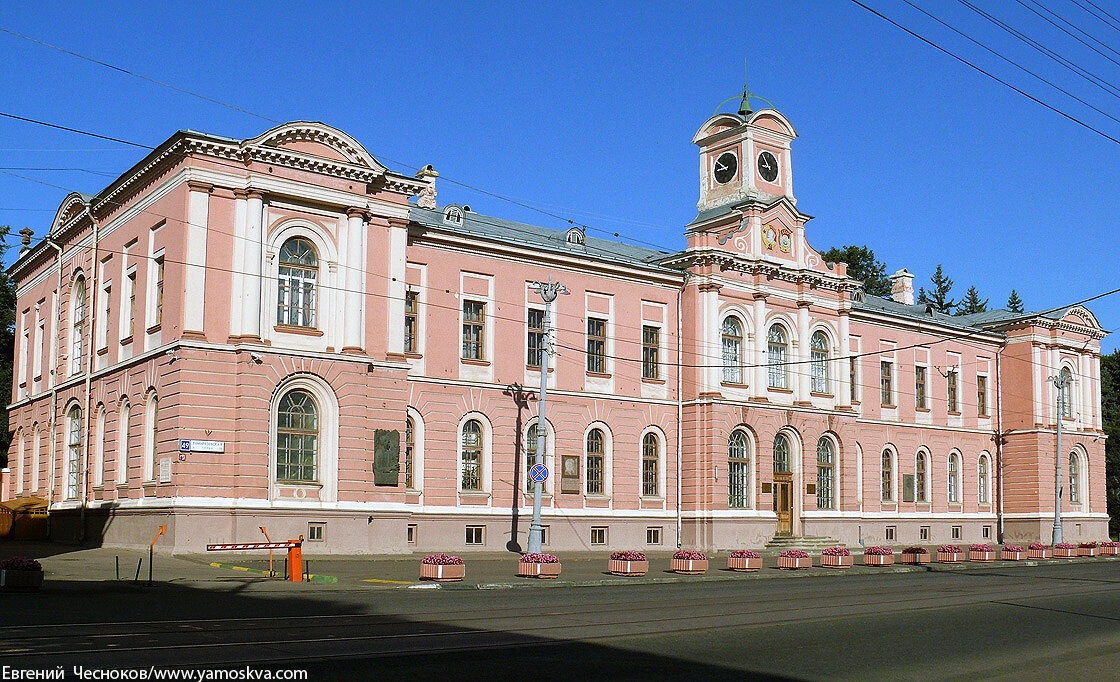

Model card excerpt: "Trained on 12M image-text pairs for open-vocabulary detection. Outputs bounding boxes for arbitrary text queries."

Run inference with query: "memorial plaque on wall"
[903,474,916,502]
[373,429,401,486]
[561,455,580,494]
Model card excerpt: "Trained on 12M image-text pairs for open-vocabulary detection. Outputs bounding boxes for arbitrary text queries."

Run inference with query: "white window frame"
[70,274,87,377]
[405,407,424,493]
[93,404,106,487]
[948,451,962,504]
[727,427,754,509]
[456,412,492,496]
[639,426,667,499]
[143,391,158,482]
[583,421,613,499]
[269,374,339,502]
[116,400,130,486]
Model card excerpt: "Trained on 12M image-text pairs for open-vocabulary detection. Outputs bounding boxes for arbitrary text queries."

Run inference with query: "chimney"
[414,164,438,209]
[890,269,914,305]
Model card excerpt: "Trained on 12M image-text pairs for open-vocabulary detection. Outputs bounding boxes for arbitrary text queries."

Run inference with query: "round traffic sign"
[529,464,549,483]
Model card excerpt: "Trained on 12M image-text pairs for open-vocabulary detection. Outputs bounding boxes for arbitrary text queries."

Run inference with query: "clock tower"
[693,100,797,212]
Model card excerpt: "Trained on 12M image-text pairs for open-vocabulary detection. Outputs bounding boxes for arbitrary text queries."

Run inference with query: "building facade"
[2,108,1108,553]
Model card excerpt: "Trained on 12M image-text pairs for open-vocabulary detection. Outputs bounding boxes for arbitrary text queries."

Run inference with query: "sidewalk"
[5,540,1116,591]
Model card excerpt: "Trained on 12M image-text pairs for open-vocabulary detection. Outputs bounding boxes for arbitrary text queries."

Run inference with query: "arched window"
[1058,367,1073,419]
[816,437,835,509]
[404,416,415,489]
[117,401,130,485]
[768,324,788,389]
[948,453,960,503]
[1069,453,1081,504]
[276,389,318,483]
[881,449,893,501]
[642,432,659,497]
[71,276,86,376]
[143,393,159,482]
[93,405,106,487]
[773,432,791,473]
[810,331,829,394]
[916,451,928,503]
[978,454,990,504]
[460,419,482,491]
[525,422,540,493]
[14,431,24,495]
[728,430,750,508]
[721,317,743,384]
[276,237,318,328]
[586,428,605,494]
[67,406,82,500]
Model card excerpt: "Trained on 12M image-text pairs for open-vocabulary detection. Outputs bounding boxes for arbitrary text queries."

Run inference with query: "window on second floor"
[527,308,545,368]
[642,325,659,380]
[462,301,484,360]
[880,361,893,406]
[915,366,927,410]
[947,370,959,413]
[722,317,743,384]
[977,375,988,416]
[810,331,829,394]
[767,325,788,389]
[70,277,86,376]
[404,291,418,354]
[586,317,606,374]
[277,237,318,328]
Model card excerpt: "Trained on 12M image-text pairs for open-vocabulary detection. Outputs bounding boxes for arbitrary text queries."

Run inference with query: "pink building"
[2,109,1108,554]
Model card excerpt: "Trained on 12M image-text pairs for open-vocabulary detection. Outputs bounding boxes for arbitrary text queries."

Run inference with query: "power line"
[1072,0,1120,33]
[1014,0,1120,67]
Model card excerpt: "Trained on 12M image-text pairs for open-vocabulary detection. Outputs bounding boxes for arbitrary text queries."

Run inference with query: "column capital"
[387,217,409,230]
[752,292,768,302]
[233,188,251,200]
[246,189,265,201]
[697,282,722,293]
[186,181,214,194]
[796,300,812,309]
[346,207,371,220]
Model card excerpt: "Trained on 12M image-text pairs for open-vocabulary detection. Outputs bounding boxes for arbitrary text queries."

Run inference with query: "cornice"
[663,248,857,293]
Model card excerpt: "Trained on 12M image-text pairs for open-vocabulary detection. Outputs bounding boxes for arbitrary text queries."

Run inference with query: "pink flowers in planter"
[821,546,852,569]
[1101,541,1120,548]
[421,553,463,565]
[1001,545,1026,561]
[902,546,929,555]
[970,544,995,552]
[0,557,42,571]
[1054,542,1078,557]
[778,549,811,570]
[1028,542,1051,559]
[863,546,894,566]
[670,549,709,574]
[673,550,707,561]
[519,553,559,564]
[727,549,762,571]
[1055,542,1076,549]
[609,550,649,576]
[1100,541,1120,556]
[779,549,809,558]
[937,544,965,563]
[1002,545,1025,553]
[864,546,893,555]
[611,551,646,561]
[938,544,963,553]
[900,546,930,564]
[1078,541,1098,556]
[822,546,851,556]
[730,550,761,559]
[969,543,997,562]
[518,552,561,578]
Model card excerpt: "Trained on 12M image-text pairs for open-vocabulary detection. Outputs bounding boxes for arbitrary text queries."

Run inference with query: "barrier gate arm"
[206,538,304,582]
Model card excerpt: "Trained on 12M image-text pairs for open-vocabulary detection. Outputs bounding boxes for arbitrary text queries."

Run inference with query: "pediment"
[243,122,388,172]
[50,193,90,236]
[1061,306,1101,330]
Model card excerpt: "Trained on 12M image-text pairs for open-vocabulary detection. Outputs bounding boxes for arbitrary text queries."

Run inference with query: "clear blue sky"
[1,0,1116,352]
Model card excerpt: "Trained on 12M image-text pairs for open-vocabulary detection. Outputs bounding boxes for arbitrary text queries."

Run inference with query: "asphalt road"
[4,561,1120,681]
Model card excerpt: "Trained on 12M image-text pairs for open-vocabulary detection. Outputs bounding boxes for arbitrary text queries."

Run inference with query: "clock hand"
[715,162,727,172]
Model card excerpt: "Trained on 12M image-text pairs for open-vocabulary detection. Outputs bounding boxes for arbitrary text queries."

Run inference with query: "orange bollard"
[287,542,303,582]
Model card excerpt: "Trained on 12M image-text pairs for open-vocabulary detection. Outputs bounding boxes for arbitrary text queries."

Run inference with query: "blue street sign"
[530,464,549,483]
[179,439,192,452]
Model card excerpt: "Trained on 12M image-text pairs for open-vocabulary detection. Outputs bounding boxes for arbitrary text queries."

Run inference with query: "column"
[240,191,264,340]
[796,301,811,403]
[1031,343,1043,424]
[183,182,212,338]
[386,217,408,357]
[838,309,851,409]
[342,209,366,352]
[697,283,720,393]
[229,190,248,337]
[1081,352,1093,428]
[752,294,767,398]
[1047,345,1059,424]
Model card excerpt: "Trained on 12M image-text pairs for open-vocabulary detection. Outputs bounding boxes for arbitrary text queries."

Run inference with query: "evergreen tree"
[1007,289,1024,313]
[820,245,892,298]
[1103,350,1119,537]
[956,286,988,315]
[0,226,14,466]
[916,264,957,314]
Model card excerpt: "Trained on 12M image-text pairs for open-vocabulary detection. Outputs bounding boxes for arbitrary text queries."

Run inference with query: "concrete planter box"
[727,556,762,572]
[900,552,930,565]
[820,554,853,568]
[670,558,708,575]
[1028,548,1051,560]
[1100,545,1120,556]
[517,562,561,579]
[937,551,965,563]
[863,554,895,567]
[1001,550,1025,561]
[419,563,465,582]
[0,569,44,589]
[778,556,812,570]
[1054,547,1078,558]
[1078,546,1098,557]
[608,559,648,576]
[969,551,997,562]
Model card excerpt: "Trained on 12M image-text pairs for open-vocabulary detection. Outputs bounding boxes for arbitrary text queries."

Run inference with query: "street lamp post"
[527,278,567,555]
[1047,372,1073,546]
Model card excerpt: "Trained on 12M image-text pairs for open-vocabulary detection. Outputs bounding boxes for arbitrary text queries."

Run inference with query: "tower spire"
[715,59,776,116]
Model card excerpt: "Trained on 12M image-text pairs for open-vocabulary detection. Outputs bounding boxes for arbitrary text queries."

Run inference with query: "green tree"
[1007,289,1024,313]
[821,245,892,297]
[916,264,958,314]
[956,286,988,315]
[1103,350,1119,537]
[0,226,14,467]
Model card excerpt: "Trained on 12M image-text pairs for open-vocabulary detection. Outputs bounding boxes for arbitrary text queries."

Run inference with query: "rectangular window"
[154,258,164,326]
[849,357,858,403]
[951,525,962,540]
[977,375,988,416]
[880,361,893,406]
[465,526,484,545]
[646,527,662,545]
[885,526,896,541]
[126,271,137,339]
[586,454,604,495]
[407,524,417,544]
[947,370,958,412]
[915,366,927,409]
[307,523,324,542]
[461,301,484,360]
[526,308,545,368]
[586,317,606,373]
[642,325,659,380]
[642,448,658,497]
[404,291,418,354]
[982,525,992,540]
[540,526,549,546]
[99,282,111,350]
[590,526,607,545]
[919,526,930,541]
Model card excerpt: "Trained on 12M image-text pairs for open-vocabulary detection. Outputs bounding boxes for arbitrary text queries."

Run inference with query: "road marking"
[362,578,417,584]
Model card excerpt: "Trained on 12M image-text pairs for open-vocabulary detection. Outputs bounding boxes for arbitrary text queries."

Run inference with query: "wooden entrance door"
[773,473,793,535]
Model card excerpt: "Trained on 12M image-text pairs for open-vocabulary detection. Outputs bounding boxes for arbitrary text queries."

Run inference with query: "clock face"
[757,151,779,183]
[713,152,737,184]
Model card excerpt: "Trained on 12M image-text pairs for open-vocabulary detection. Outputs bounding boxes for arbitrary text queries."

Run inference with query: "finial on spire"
[715,59,776,116]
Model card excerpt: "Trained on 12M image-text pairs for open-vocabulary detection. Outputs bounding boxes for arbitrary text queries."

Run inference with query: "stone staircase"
[764,535,845,552]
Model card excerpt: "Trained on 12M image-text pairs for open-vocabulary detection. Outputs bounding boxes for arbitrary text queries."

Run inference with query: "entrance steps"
[764,535,844,552]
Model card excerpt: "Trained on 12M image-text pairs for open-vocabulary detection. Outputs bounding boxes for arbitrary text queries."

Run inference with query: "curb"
[206,561,339,584]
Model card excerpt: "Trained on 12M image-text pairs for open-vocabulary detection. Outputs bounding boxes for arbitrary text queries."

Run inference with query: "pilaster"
[183,181,212,338]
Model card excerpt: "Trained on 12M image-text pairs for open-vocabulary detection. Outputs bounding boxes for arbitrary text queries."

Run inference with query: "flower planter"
[419,563,465,582]
[1100,545,1120,556]
[0,569,45,589]
[670,558,708,575]
[900,552,930,565]
[821,554,853,569]
[778,556,812,570]
[517,562,562,579]
[863,554,894,567]
[1054,547,1078,558]
[969,551,997,563]
[727,556,763,572]
[608,559,649,576]
[937,551,965,563]
[1028,548,1051,560]
[1001,550,1025,561]
[1078,547,1098,557]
